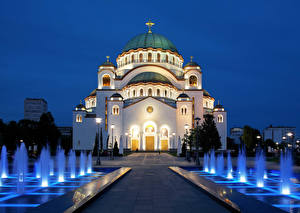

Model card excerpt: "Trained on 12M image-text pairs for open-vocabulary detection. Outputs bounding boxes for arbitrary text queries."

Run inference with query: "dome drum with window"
[110,93,123,101]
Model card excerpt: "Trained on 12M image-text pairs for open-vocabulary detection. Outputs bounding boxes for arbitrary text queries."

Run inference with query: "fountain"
[57,148,65,182]
[87,152,92,174]
[238,147,247,182]
[40,148,50,187]
[203,153,209,172]
[49,158,54,176]
[35,160,41,179]
[256,149,265,187]
[80,151,86,176]
[209,149,215,174]
[216,153,224,176]
[1,146,8,178]
[15,143,28,194]
[227,151,233,179]
[280,150,292,195]
[68,150,76,178]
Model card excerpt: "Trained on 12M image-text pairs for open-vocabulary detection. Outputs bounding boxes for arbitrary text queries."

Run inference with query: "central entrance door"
[145,136,154,151]
[161,139,168,151]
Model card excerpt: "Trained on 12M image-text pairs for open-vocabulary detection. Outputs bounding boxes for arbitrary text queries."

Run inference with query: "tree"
[241,125,260,152]
[113,141,119,156]
[201,114,221,152]
[181,141,187,157]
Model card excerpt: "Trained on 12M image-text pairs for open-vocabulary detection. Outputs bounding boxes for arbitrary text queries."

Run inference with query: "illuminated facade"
[73,21,227,152]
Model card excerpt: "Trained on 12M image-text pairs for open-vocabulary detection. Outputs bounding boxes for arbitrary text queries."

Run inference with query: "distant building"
[57,127,72,137]
[24,98,48,121]
[263,125,296,144]
[230,127,243,144]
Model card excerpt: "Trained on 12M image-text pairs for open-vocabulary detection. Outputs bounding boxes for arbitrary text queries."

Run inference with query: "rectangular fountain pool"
[183,167,300,213]
[0,167,117,212]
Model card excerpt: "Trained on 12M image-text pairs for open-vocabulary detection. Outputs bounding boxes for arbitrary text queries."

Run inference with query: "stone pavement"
[82,153,230,213]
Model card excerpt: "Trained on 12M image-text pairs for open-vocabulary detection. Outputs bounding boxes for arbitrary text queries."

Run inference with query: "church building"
[73,21,227,152]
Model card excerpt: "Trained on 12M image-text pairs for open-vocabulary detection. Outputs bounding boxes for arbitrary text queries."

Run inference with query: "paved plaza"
[82,153,230,213]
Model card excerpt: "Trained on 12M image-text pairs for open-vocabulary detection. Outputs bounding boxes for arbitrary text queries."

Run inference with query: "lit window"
[181,106,187,115]
[157,89,160,96]
[76,114,82,123]
[157,53,161,62]
[161,128,168,139]
[102,75,111,87]
[217,114,224,123]
[189,75,197,87]
[165,90,167,97]
[140,89,144,96]
[133,90,136,97]
[131,55,135,62]
[125,57,128,64]
[166,55,168,63]
[112,105,119,115]
[139,53,143,62]
[148,88,152,96]
[148,53,152,62]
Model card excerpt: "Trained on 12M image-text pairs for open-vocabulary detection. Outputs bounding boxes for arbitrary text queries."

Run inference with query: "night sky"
[0,0,299,135]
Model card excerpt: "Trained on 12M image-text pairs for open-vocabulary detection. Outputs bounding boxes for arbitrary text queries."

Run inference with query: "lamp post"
[95,118,102,165]
[111,124,115,160]
[172,133,176,149]
[194,117,201,165]
[184,124,189,160]
[256,135,262,151]
[125,132,128,153]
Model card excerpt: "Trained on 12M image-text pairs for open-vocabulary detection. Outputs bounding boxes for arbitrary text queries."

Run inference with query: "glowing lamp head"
[287,132,293,137]
[96,118,102,124]
[184,124,189,129]
[111,124,115,129]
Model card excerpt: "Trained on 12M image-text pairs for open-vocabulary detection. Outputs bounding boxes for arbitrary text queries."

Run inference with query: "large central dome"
[122,32,178,53]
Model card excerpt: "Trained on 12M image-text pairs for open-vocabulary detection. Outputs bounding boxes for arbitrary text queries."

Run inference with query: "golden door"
[146,136,154,151]
[161,139,168,151]
[131,139,139,151]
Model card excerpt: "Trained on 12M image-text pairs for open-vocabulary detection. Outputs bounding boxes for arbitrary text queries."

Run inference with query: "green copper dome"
[127,72,172,85]
[123,32,178,53]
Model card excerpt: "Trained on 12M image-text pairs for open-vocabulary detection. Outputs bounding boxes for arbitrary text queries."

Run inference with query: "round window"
[146,106,153,113]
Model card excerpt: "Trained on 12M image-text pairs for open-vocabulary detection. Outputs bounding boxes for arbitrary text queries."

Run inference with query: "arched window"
[189,75,197,87]
[148,53,152,62]
[148,88,152,96]
[157,53,161,62]
[181,106,187,115]
[127,90,130,98]
[161,128,168,139]
[76,114,82,123]
[131,55,135,63]
[139,53,143,62]
[102,75,111,87]
[166,55,168,63]
[172,57,174,64]
[217,114,224,123]
[165,90,167,97]
[170,91,172,98]
[112,105,119,115]
[157,89,160,96]
[140,88,144,96]
[133,90,136,97]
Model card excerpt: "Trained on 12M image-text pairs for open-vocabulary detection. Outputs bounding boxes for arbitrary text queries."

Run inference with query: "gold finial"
[190,56,194,62]
[106,56,110,62]
[145,19,155,33]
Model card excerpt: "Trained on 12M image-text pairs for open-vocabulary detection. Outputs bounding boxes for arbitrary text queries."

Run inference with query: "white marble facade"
[73,24,227,152]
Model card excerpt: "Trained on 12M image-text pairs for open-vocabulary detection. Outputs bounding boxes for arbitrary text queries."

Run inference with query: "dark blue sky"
[0,0,299,135]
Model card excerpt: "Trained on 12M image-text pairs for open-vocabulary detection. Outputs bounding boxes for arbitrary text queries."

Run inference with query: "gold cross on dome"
[190,56,194,62]
[106,56,110,62]
[146,19,155,33]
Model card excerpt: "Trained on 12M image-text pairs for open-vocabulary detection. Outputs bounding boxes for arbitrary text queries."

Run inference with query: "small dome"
[123,32,178,53]
[75,103,85,111]
[110,93,123,99]
[127,72,172,86]
[177,93,190,99]
[100,56,115,67]
[184,61,199,67]
[203,89,211,97]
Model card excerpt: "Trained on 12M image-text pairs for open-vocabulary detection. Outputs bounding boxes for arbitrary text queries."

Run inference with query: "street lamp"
[184,124,189,160]
[125,132,128,151]
[95,118,102,165]
[172,133,176,149]
[194,117,201,165]
[111,124,115,160]
[184,124,189,134]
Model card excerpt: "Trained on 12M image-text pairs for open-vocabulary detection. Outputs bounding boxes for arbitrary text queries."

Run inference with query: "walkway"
[82,153,230,213]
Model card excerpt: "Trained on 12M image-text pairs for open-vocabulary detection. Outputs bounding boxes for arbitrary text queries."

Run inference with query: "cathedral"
[73,21,227,152]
